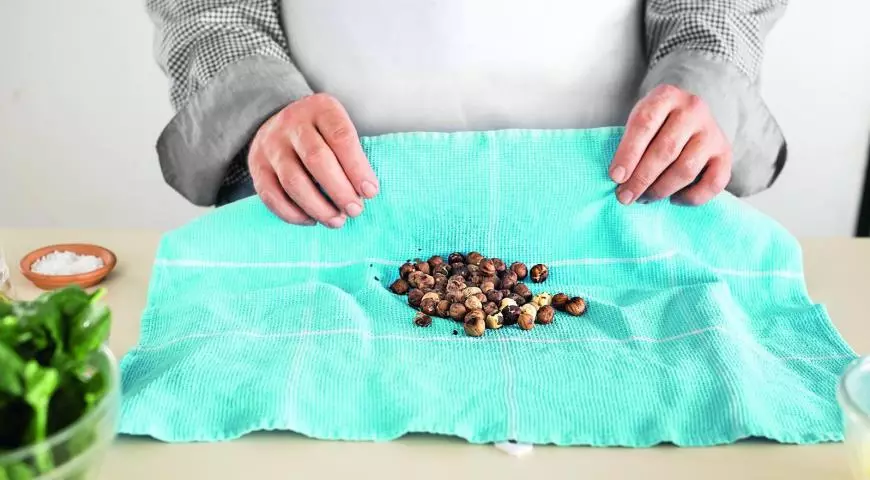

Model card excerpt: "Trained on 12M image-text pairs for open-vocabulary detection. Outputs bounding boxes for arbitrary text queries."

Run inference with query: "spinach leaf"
[66,291,110,363]
[0,343,23,397]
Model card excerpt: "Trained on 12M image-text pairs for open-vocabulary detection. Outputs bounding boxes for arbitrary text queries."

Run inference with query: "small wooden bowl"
[20,243,117,290]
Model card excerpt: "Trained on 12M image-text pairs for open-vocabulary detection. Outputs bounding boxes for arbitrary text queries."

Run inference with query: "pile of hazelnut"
[388,251,587,337]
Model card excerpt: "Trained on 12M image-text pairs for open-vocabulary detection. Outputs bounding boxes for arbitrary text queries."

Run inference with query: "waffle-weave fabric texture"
[118,127,856,446]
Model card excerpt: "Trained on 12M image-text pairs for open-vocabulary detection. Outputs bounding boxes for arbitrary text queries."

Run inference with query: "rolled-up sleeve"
[640,0,789,196]
[146,0,313,206]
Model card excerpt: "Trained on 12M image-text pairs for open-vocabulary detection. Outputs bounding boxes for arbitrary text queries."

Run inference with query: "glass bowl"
[0,346,120,480]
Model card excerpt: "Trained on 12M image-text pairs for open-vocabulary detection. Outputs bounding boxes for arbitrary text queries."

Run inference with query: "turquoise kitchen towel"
[118,127,857,446]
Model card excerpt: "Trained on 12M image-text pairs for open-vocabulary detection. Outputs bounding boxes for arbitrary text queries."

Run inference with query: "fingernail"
[302,219,316,226]
[360,181,379,199]
[610,166,626,183]
[617,189,634,205]
[345,202,363,217]
[326,214,346,228]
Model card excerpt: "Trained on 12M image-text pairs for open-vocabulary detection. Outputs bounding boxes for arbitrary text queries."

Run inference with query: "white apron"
[280,0,646,136]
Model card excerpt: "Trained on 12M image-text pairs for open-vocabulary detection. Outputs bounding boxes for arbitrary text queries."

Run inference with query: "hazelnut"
[448,252,465,264]
[463,309,486,337]
[500,272,518,291]
[486,290,504,303]
[467,252,484,266]
[513,283,532,301]
[510,262,528,280]
[474,293,487,304]
[400,262,416,280]
[468,273,484,286]
[520,303,538,318]
[448,274,466,284]
[434,277,448,292]
[447,290,465,303]
[508,293,526,306]
[532,292,553,308]
[565,297,587,316]
[517,312,535,330]
[417,274,435,291]
[389,279,410,295]
[462,286,483,299]
[484,275,500,289]
[479,259,496,276]
[414,312,432,327]
[453,265,469,279]
[499,289,512,299]
[408,270,425,287]
[466,264,480,275]
[420,298,438,315]
[480,280,496,293]
[465,296,483,311]
[408,289,424,307]
[536,305,555,324]
[428,255,444,270]
[434,264,451,276]
[485,312,504,329]
[422,292,441,302]
[499,298,517,310]
[492,258,506,274]
[501,305,521,325]
[436,299,451,318]
[483,301,499,316]
[551,293,569,310]
[449,303,467,321]
[415,260,431,275]
[530,264,548,283]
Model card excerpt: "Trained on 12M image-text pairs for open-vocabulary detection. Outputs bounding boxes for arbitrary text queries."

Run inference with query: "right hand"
[248,93,379,228]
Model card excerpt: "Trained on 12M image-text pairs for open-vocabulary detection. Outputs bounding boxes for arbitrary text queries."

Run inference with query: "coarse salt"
[31,251,104,276]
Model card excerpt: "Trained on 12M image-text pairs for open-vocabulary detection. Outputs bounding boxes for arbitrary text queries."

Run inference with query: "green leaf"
[67,296,110,362]
[21,361,59,473]
[1,463,36,480]
[0,343,23,396]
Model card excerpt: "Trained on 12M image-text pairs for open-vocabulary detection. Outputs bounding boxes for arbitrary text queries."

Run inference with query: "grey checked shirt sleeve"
[641,0,790,196]
[146,0,313,206]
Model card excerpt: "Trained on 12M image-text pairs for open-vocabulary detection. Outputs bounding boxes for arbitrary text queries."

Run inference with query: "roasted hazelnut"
[415,260,431,275]
[501,305,521,325]
[536,305,555,324]
[420,298,438,315]
[486,289,504,303]
[517,312,535,330]
[399,262,416,280]
[434,277,449,292]
[485,312,504,329]
[422,292,440,302]
[462,286,483,299]
[468,273,484,286]
[500,271,518,291]
[552,293,569,310]
[483,301,499,316]
[520,303,538,318]
[428,255,444,270]
[474,293,487,304]
[464,309,486,337]
[499,289,512,299]
[453,265,469,279]
[447,290,466,303]
[513,283,532,301]
[417,274,436,291]
[436,300,452,318]
[408,289,424,308]
[492,258,506,274]
[465,296,483,311]
[532,292,553,308]
[508,293,526,306]
[466,264,480,275]
[434,263,452,276]
[510,262,528,280]
[448,252,465,264]
[530,264,548,283]
[480,280,496,293]
[414,312,432,327]
[407,270,425,288]
[565,297,587,316]
[389,279,410,295]
[467,252,484,266]
[449,303,467,321]
[479,259,496,276]
[448,274,465,284]
[499,298,517,310]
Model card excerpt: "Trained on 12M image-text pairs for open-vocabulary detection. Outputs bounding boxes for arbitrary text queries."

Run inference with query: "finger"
[610,85,679,184]
[314,100,380,199]
[267,143,347,228]
[645,134,708,201]
[290,123,364,218]
[249,153,315,225]
[672,156,731,206]
[616,108,695,205]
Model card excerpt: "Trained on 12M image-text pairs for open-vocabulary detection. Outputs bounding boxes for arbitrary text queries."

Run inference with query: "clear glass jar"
[839,356,870,479]
[0,346,120,479]
[0,247,12,302]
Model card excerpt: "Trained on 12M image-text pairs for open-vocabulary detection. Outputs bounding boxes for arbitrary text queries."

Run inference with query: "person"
[146,0,788,228]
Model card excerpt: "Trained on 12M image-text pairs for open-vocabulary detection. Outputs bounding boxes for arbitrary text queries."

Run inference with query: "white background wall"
[1,0,869,236]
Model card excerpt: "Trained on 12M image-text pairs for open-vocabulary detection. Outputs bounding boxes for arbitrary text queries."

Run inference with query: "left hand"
[609,84,732,206]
